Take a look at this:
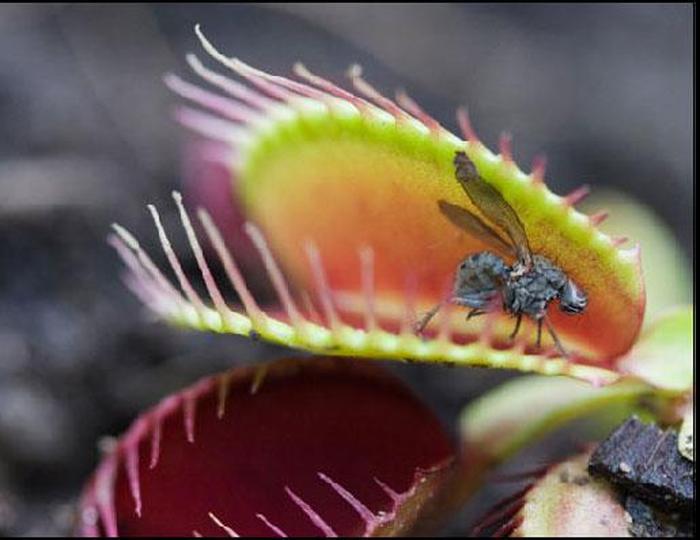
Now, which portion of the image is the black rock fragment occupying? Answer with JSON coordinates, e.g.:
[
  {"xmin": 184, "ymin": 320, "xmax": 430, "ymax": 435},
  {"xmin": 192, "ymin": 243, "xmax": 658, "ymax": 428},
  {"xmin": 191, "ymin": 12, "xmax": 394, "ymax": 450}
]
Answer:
[
  {"xmin": 588, "ymin": 416, "xmax": 694, "ymax": 514},
  {"xmin": 625, "ymin": 496, "xmax": 694, "ymax": 537}
]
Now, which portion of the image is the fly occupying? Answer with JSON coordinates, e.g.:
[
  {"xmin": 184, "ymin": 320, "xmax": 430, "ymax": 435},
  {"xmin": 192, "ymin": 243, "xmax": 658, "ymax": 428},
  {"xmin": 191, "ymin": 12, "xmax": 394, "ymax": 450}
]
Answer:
[{"xmin": 415, "ymin": 151, "xmax": 588, "ymax": 357}]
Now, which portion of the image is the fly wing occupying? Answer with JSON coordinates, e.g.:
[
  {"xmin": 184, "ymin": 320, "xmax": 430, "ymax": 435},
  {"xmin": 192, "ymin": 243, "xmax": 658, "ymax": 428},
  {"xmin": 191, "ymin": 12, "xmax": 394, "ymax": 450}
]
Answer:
[
  {"xmin": 453, "ymin": 151, "xmax": 532, "ymax": 267},
  {"xmin": 438, "ymin": 200, "xmax": 516, "ymax": 258}
]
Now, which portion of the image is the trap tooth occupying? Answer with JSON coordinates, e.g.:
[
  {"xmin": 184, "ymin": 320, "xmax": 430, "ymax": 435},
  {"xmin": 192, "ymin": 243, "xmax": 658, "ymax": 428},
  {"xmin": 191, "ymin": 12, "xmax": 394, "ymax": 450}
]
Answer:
[
  {"xmin": 456, "ymin": 106, "xmax": 480, "ymax": 143},
  {"xmin": 375, "ymin": 479, "xmax": 407, "ymax": 509},
  {"xmin": 399, "ymin": 274, "xmax": 419, "ymax": 336},
  {"xmin": 436, "ymin": 302, "xmax": 453, "ymax": 343},
  {"xmin": 182, "ymin": 389, "xmax": 198, "ymax": 444},
  {"xmin": 359, "ymin": 246, "xmax": 378, "ymax": 333},
  {"xmin": 284, "ymin": 486, "xmax": 337, "ymax": 537},
  {"xmin": 301, "ymin": 290, "xmax": 323, "ymax": 325},
  {"xmin": 207, "ymin": 512, "xmax": 240, "ymax": 536},
  {"xmin": 588, "ymin": 210, "xmax": 609, "ymax": 226},
  {"xmin": 229, "ymin": 56, "xmax": 327, "ymax": 103},
  {"xmin": 195, "ymin": 25, "xmax": 292, "ymax": 103},
  {"xmin": 563, "ymin": 184, "xmax": 591, "ymax": 206},
  {"xmin": 347, "ymin": 64, "xmax": 412, "ymax": 125},
  {"xmin": 216, "ymin": 371, "xmax": 232, "ymax": 420},
  {"xmin": 620, "ymin": 243, "xmax": 642, "ymax": 264},
  {"xmin": 108, "ymin": 234, "xmax": 164, "ymax": 309},
  {"xmin": 293, "ymin": 62, "xmax": 369, "ymax": 116},
  {"xmin": 189, "ymin": 140, "xmax": 238, "ymax": 169},
  {"xmin": 249, "ymin": 364, "xmax": 268, "ymax": 395},
  {"xmin": 174, "ymin": 191, "xmax": 232, "ymax": 320},
  {"xmin": 611, "ymin": 236, "xmax": 629, "ymax": 247},
  {"xmin": 124, "ymin": 427, "xmax": 145, "ymax": 518},
  {"xmin": 305, "ymin": 241, "xmax": 342, "ymax": 333},
  {"xmin": 395, "ymin": 89, "xmax": 442, "ymax": 134},
  {"xmin": 498, "ymin": 132, "xmax": 513, "ymax": 163},
  {"xmin": 255, "ymin": 513, "xmax": 287, "ymax": 537},
  {"xmin": 164, "ymin": 73, "xmax": 258, "ymax": 124},
  {"xmin": 196, "ymin": 208, "xmax": 263, "ymax": 324},
  {"xmin": 530, "ymin": 154, "xmax": 547, "ymax": 184},
  {"xmin": 174, "ymin": 106, "xmax": 249, "ymax": 145},
  {"xmin": 185, "ymin": 53, "xmax": 276, "ymax": 112},
  {"xmin": 319, "ymin": 472, "xmax": 378, "ymax": 533},
  {"xmin": 79, "ymin": 489, "xmax": 100, "ymax": 537},
  {"xmin": 245, "ymin": 221, "xmax": 304, "ymax": 329},
  {"xmin": 110, "ymin": 224, "xmax": 185, "ymax": 307},
  {"xmin": 148, "ymin": 203, "xmax": 206, "ymax": 315},
  {"xmin": 149, "ymin": 417, "xmax": 162, "ymax": 470},
  {"xmin": 95, "ymin": 456, "xmax": 119, "ymax": 537}
]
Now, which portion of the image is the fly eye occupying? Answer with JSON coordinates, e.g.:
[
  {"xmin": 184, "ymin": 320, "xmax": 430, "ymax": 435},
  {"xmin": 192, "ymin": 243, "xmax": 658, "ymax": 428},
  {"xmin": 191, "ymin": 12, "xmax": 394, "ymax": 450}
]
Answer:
[{"xmin": 559, "ymin": 280, "xmax": 587, "ymax": 314}]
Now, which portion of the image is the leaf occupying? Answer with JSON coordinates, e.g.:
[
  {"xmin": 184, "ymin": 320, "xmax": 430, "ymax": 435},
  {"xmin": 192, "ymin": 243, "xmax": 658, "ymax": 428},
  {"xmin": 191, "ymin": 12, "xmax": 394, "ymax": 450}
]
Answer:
[
  {"xmin": 77, "ymin": 357, "xmax": 455, "ymax": 537},
  {"xmin": 460, "ymin": 375, "xmax": 654, "ymax": 467},
  {"xmin": 618, "ymin": 305, "xmax": 693, "ymax": 392},
  {"xmin": 112, "ymin": 27, "xmax": 648, "ymax": 382}
]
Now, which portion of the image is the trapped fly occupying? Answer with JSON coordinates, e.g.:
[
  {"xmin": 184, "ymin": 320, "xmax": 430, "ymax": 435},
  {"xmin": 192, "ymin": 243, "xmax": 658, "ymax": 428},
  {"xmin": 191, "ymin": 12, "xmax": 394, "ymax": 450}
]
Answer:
[{"xmin": 416, "ymin": 151, "xmax": 587, "ymax": 357}]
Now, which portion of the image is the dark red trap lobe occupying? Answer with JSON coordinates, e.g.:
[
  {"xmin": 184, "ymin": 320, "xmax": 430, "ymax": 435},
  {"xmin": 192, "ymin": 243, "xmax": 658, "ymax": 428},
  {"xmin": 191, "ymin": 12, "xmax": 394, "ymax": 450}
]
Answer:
[{"xmin": 79, "ymin": 358, "xmax": 454, "ymax": 537}]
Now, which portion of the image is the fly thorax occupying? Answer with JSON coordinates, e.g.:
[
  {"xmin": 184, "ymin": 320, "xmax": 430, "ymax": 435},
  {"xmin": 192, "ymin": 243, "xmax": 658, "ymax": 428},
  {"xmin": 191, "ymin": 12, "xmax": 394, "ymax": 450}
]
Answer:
[
  {"xmin": 509, "ymin": 260, "xmax": 529, "ymax": 279},
  {"xmin": 503, "ymin": 260, "xmax": 566, "ymax": 317}
]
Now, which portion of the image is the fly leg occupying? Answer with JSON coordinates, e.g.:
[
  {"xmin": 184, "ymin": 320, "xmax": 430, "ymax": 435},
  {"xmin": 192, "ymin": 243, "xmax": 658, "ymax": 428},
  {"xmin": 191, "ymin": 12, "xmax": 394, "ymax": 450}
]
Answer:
[
  {"xmin": 467, "ymin": 294, "xmax": 501, "ymax": 322},
  {"xmin": 536, "ymin": 318, "xmax": 543, "ymax": 349},
  {"xmin": 543, "ymin": 316, "xmax": 569, "ymax": 358},
  {"xmin": 509, "ymin": 313, "xmax": 522, "ymax": 340},
  {"xmin": 414, "ymin": 303, "xmax": 442, "ymax": 334},
  {"xmin": 466, "ymin": 308, "xmax": 486, "ymax": 320}
]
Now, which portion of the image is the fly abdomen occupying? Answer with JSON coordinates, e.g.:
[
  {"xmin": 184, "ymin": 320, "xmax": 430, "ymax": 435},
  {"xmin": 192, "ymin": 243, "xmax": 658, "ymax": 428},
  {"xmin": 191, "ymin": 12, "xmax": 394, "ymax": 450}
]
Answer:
[{"xmin": 453, "ymin": 252, "xmax": 508, "ymax": 309}]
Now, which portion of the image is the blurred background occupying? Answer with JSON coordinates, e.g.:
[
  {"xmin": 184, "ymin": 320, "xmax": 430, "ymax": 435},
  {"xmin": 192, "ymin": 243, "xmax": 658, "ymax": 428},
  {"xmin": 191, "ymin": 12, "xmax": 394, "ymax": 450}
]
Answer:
[{"xmin": 0, "ymin": 4, "xmax": 692, "ymax": 536}]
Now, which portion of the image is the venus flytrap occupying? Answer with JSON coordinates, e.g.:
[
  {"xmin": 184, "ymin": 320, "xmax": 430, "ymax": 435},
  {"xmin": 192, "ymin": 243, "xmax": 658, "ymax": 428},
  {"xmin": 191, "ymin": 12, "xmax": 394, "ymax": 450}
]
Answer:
[
  {"xmin": 111, "ymin": 26, "xmax": 653, "ymax": 383},
  {"xmin": 78, "ymin": 358, "xmax": 456, "ymax": 537},
  {"xmin": 86, "ymin": 26, "xmax": 692, "ymax": 537}
]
